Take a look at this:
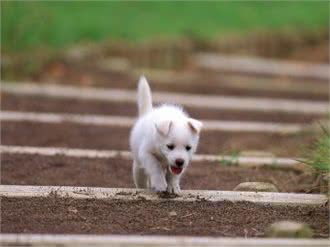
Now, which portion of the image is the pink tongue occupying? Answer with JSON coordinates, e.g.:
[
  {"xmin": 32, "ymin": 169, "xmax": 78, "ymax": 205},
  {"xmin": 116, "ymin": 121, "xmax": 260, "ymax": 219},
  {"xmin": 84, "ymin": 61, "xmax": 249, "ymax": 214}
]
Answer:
[{"xmin": 171, "ymin": 166, "xmax": 183, "ymax": 174}]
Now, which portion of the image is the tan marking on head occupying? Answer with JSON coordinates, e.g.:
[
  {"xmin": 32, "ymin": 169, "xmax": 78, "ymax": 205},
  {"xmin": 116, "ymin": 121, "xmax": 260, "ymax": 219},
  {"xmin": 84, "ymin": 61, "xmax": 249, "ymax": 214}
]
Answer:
[
  {"xmin": 187, "ymin": 118, "xmax": 203, "ymax": 135},
  {"xmin": 155, "ymin": 120, "xmax": 173, "ymax": 136}
]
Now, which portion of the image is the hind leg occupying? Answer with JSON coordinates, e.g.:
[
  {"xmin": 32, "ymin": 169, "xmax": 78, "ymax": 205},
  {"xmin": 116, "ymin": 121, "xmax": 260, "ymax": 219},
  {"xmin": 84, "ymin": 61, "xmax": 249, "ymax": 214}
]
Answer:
[{"xmin": 132, "ymin": 160, "xmax": 148, "ymax": 188}]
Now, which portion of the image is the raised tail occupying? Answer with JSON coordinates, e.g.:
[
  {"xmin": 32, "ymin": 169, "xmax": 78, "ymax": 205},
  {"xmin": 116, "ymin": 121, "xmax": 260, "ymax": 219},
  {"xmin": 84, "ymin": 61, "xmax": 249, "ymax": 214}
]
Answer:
[{"xmin": 137, "ymin": 75, "xmax": 153, "ymax": 116}]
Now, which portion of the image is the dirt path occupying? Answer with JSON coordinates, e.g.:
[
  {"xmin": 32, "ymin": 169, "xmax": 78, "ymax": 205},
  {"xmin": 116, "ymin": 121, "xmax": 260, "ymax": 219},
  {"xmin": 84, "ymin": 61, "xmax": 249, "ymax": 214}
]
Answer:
[
  {"xmin": 1, "ymin": 53, "xmax": 328, "ymax": 239},
  {"xmin": 1, "ymin": 154, "xmax": 314, "ymax": 193},
  {"xmin": 1, "ymin": 122, "xmax": 315, "ymax": 156},
  {"xmin": 2, "ymin": 93, "xmax": 324, "ymax": 123},
  {"xmin": 2, "ymin": 196, "xmax": 328, "ymax": 237},
  {"xmin": 38, "ymin": 63, "xmax": 329, "ymax": 100}
]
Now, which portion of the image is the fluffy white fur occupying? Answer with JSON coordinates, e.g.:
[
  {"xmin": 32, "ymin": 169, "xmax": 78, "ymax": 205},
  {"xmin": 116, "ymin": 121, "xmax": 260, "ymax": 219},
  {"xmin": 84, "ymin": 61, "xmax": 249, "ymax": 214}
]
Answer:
[{"xmin": 130, "ymin": 76, "xmax": 202, "ymax": 193}]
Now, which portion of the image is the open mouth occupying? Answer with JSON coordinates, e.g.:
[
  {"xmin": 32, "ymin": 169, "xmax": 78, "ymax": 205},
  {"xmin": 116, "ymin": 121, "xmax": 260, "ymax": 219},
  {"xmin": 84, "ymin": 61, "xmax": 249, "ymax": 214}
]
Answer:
[{"xmin": 170, "ymin": 166, "xmax": 183, "ymax": 175}]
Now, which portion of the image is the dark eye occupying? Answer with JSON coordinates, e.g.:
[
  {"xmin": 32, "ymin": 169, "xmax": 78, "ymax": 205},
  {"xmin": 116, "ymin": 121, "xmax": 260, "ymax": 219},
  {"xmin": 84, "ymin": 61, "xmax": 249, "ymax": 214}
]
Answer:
[
  {"xmin": 166, "ymin": 144, "xmax": 175, "ymax": 150},
  {"xmin": 185, "ymin": 145, "xmax": 191, "ymax": 151}
]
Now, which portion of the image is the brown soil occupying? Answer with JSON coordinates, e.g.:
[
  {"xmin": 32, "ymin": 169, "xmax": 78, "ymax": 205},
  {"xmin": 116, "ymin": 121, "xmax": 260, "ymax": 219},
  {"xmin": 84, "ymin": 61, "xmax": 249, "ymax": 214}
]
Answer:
[
  {"xmin": 289, "ymin": 41, "xmax": 329, "ymax": 64},
  {"xmin": 2, "ymin": 196, "xmax": 328, "ymax": 237},
  {"xmin": 205, "ymin": 29, "xmax": 329, "ymax": 64},
  {"xmin": 1, "ymin": 122, "xmax": 315, "ymax": 156},
  {"xmin": 1, "ymin": 154, "xmax": 317, "ymax": 193},
  {"xmin": 37, "ymin": 62, "xmax": 329, "ymax": 100},
  {"xmin": 2, "ymin": 93, "xmax": 324, "ymax": 123},
  {"xmin": 1, "ymin": 32, "xmax": 328, "ymax": 239}
]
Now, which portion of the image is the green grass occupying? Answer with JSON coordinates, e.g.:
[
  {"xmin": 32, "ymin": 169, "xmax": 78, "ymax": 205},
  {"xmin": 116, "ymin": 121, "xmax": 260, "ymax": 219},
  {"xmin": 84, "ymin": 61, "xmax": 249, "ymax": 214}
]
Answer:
[
  {"xmin": 304, "ymin": 128, "xmax": 330, "ymax": 174},
  {"xmin": 1, "ymin": 1, "xmax": 329, "ymax": 52}
]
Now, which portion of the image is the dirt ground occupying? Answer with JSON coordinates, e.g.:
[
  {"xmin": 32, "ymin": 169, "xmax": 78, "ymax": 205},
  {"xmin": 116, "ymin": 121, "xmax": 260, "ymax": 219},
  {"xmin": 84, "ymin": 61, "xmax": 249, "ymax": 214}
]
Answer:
[
  {"xmin": 1, "ymin": 32, "xmax": 329, "ymax": 239},
  {"xmin": 36, "ymin": 62, "xmax": 329, "ymax": 100},
  {"xmin": 2, "ymin": 93, "xmax": 324, "ymax": 123},
  {"xmin": 1, "ymin": 121, "xmax": 315, "ymax": 156},
  {"xmin": 1, "ymin": 154, "xmax": 317, "ymax": 193},
  {"xmin": 2, "ymin": 196, "xmax": 328, "ymax": 237}
]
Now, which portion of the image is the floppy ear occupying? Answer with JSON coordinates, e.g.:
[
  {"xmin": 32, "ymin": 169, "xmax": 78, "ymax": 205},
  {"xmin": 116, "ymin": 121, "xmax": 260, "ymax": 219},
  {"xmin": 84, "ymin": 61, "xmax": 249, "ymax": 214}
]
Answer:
[
  {"xmin": 155, "ymin": 120, "xmax": 173, "ymax": 136},
  {"xmin": 188, "ymin": 118, "xmax": 203, "ymax": 134}
]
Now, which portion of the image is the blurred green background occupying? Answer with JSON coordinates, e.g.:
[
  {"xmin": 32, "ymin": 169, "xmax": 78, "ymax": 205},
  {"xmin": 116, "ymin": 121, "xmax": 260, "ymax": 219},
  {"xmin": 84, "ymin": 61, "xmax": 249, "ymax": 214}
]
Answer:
[{"xmin": 2, "ymin": 1, "xmax": 329, "ymax": 53}]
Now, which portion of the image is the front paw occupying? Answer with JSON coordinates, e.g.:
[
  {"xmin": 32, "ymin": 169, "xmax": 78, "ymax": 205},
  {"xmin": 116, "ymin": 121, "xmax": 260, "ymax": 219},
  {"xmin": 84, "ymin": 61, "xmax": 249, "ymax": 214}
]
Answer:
[
  {"xmin": 157, "ymin": 190, "xmax": 178, "ymax": 199},
  {"xmin": 167, "ymin": 184, "xmax": 181, "ymax": 194},
  {"xmin": 151, "ymin": 181, "xmax": 167, "ymax": 193}
]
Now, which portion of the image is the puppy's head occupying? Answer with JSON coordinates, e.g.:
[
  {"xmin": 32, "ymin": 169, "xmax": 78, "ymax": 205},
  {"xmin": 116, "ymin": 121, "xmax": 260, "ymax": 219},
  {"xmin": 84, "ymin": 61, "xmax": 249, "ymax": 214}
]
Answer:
[{"xmin": 154, "ymin": 118, "xmax": 202, "ymax": 175}]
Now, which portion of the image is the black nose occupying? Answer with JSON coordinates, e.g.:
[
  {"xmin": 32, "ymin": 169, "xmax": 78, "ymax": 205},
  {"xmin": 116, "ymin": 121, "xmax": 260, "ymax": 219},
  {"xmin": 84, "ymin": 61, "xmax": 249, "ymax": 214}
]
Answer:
[{"xmin": 175, "ymin": 158, "xmax": 184, "ymax": 167}]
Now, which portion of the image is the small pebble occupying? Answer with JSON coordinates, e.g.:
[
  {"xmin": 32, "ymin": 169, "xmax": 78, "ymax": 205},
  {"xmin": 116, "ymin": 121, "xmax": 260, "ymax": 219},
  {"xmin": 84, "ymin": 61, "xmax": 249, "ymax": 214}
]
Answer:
[
  {"xmin": 169, "ymin": 211, "xmax": 177, "ymax": 217},
  {"xmin": 68, "ymin": 206, "xmax": 78, "ymax": 214},
  {"xmin": 266, "ymin": 221, "xmax": 313, "ymax": 238}
]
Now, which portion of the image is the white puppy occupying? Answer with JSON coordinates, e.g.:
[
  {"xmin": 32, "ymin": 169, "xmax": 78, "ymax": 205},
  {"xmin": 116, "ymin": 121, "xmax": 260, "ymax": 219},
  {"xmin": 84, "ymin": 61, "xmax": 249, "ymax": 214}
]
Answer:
[{"xmin": 130, "ymin": 76, "xmax": 202, "ymax": 194}]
